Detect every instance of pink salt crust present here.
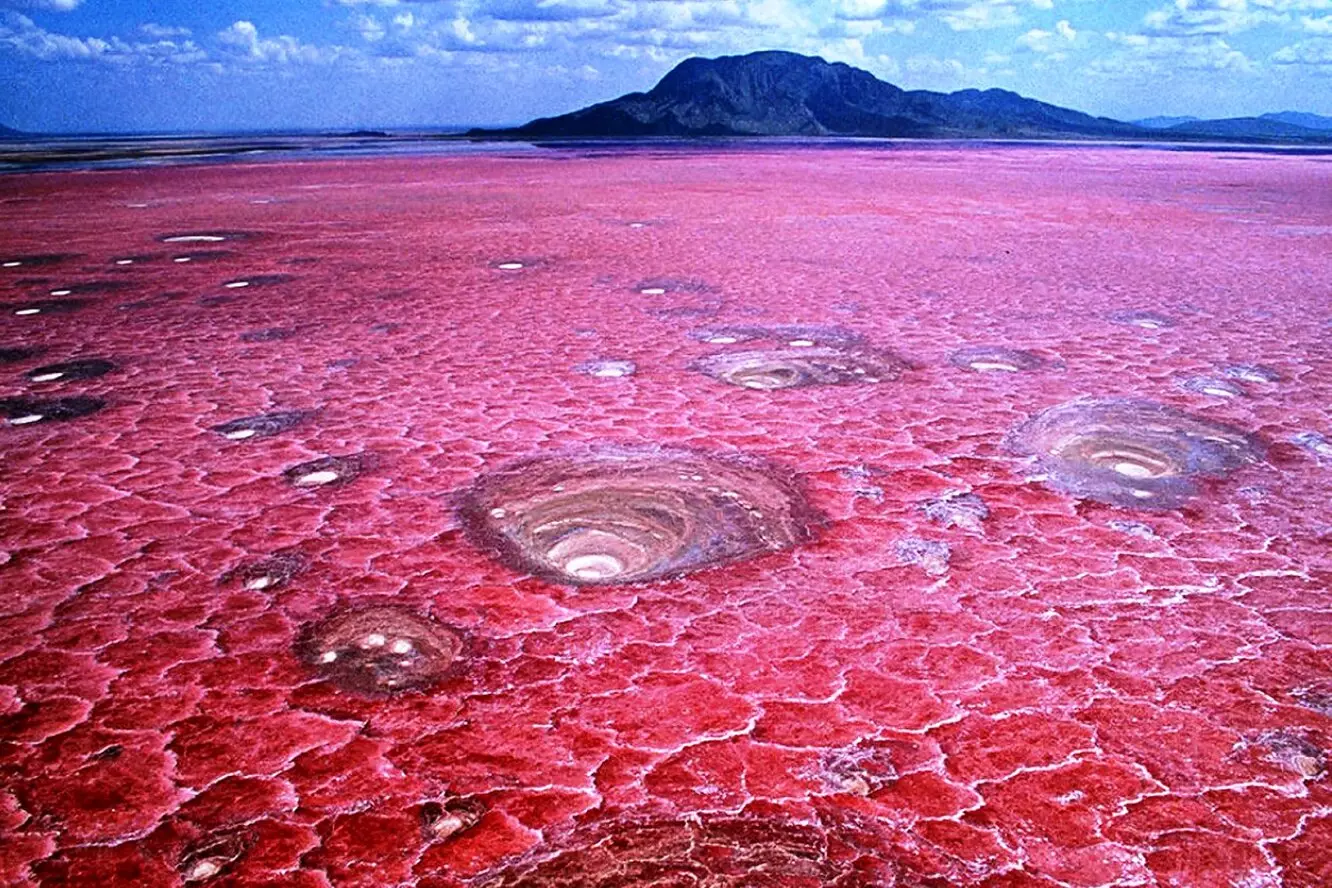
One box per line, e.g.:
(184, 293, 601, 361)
(1, 145, 1331, 887)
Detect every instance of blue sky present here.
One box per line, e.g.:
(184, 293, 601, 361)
(2, 0, 1330, 133)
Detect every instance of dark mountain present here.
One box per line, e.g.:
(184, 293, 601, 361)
(1260, 111, 1332, 131)
(1165, 117, 1325, 139)
(1133, 116, 1199, 129)
(474, 51, 1143, 140)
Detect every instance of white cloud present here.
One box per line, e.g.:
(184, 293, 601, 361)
(0, 0, 84, 11)
(217, 20, 347, 64)
(140, 23, 192, 39)
(1272, 36, 1332, 64)
(0, 11, 205, 63)
(1090, 31, 1254, 76)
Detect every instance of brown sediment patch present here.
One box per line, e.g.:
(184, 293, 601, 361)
(1, 253, 82, 269)
(0, 345, 44, 363)
(170, 250, 236, 264)
(221, 552, 308, 591)
(473, 815, 863, 888)
(44, 281, 132, 297)
(295, 605, 464, 696)
(220, 274, 295, 290)
(282, 455, 366, 488)
(949, 345, 1045, 373)
(239, 327, 298, 343)
(1007, 397, 1262, 509)
(1224, 364, 1281, 383)
(457, 446, 821, 586)
(2, 396, 105, 426)
(25, 358, 116, 383)
(211, 411, 306, 442)
(6, 298, 90, 317)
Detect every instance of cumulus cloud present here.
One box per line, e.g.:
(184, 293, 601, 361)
(217, 20, 349, 64)
(1272, 36, 1332, 64)
(0, 0, 84, 10)
(0, 10, 205, 63)
(140, 23, 192, 39)
(1090, 31, 1254, 76)
(1141, 0, 1332, 37)
(1016, 18, 1075, 55)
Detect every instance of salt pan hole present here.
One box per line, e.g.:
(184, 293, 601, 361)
(297, 604, 463, 696)
(457, 446, 820, 586)
(564, 553, 626, 581)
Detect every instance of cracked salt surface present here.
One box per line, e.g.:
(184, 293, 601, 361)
(4, 146, 1332, 888)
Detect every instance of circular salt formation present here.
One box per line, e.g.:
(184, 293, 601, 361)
(473, 816, 867, 888)
(282, 455, 365, 488)
(576, 359, 636, 379)
(211, 411, 306, 441)
(1224, 364, 1281, 384)
(1007, 398, 1261, 509)
(158, 231, 255, 244)
(1109, 310, 1173, 330)
(949, 345, 1044, 373)
(222, 552, 307, 591)
(692, 346, 904, 390)
(457, 447, 820, 586)
(1178, 376, 1245, 399)
(178, 830, 253, 884)
(26, 358, 116, 383)
(296, 605, 463, 695)
(2, 396, 105, 426)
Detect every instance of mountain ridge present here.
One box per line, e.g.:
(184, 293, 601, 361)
(471, 51, 1332, 145)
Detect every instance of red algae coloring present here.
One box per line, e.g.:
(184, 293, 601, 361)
(4, 146, 1332, 888)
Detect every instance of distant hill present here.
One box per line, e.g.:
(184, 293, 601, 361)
(1133, 116, 1200, 129)
(473, 51, 1144, 140)
(1164, 116, 1326, 139)
(1260, 111, 1332, 131)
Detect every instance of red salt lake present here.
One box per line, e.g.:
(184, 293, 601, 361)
(2, 144, 1331, 886)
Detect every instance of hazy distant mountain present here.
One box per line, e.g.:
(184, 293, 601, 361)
(1164, 117, 1326, 139)
(475, 51, 1143, 140)
(1260, 111, 1332, 131)
(1133, 116, 1200, 129)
